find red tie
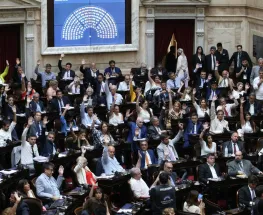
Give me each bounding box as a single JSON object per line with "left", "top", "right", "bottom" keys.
{"left": 233, "top": 143, "right": 237, "bottom": 154}
{"left": 224, "top": 108, "right": 228, "bottom": 117}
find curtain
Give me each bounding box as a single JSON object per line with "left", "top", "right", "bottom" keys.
{"left": 155, "top": 19, "right": 195, "bottom": 77}
{"left": 0, "top": 25, "right": 21, "bottom": 81}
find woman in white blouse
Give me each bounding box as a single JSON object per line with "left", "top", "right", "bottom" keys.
{"left": 230, "top": 82, "right": 250, "bottom": 100}
{"left": 136, "top": 92, "right": 153, "bottom": 122}
{"left": 192, "top": 88, "right": 210, "bottom": 118}
{"left": 176, "top": 48, "right": 190, "bottom": 88}
{"left": 183, "top": 190, "right": 205, "bottom": 215}
{"left": 68, "top": 77, "right": 81, "bottom": 94}
{"left": 199, "top": 123, "right": 217, "bottom": 156}
{"left": 109, "top": 99, "right": 123, "bottom": 125}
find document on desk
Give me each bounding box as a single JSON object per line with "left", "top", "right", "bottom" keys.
{"left": 208, "top": 178, "right": 220, "bottom": 181}
{"left": 96, "top": 175, "right": 114, "bottom": 179}
{"left": 62, "top": 106, "right": 74, "bottom": 110}
{"left": 0, "top": 179, "right": 3, "bottom": 183}
{"left": 16, "top": 113, "right": 26, "bottom": 117}
{"left": 0, "top": 169, "right": 18, "bottom": 174}
{"left": 33, "top": 156, "right": 49, "bottom": 162}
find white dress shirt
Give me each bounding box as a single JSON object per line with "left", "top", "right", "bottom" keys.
{"left": 80, "top": 103, "right": 101, "bottom": 127}
{"left": 0, "top": 122, "right": 16, "bottom": 147}
{"left": 210, "top": 118, "right": 229, "bottom": 134}
{"left": 62, "top": 70, "right": 73, "bottom": 80}
{"left": 249, "top": 103, "right": 255, "bottom": 116}
{"left": 211, "top": 55, "right": 216, "bottom": 70}
{"left": 253, "top": 77, "right": 263, "bottom": 100}
{"left": 216, "top": 103, "right": 236, "bottom": 117}
{"left": 231, "top": 142, "right": 240, "bottom": 154}
{"left": 193, "top": 102, "right": 210, "bottom": 118}
{"left": 208, "top": 163, "right": 218, "bottom": 178}
{"left": 166, "top": 79, "right": 178, "bottom": 89}
{"left": 249, "top": 186, "right": 256, "bottom": 201}
{"left": 118, "top": 81, "right": 135, "bottom": 91}
{"left": 200, "top": 141, "right": 216, "bottom": 156}
{"left": 130, "top": 177, "right": 150, "bottom": 198}
{"left": 218, "top": 78, "right": 229, "bottom": 88}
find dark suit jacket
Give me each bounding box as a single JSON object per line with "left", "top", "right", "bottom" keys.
{"left": 29, "top": 121, "right": 43, "bottom": 137}
{"left": 16, "top": 201, "right": 30, "bottom": 215}
{"left": 4, "top": 104, "right": 20, "bottom": 120}
{"left": 151, "top": 68, "right": 168, "bottom": 79}
{"left": 58, "top": 60, "right": 75, "bottom": 80}
{"left": 192, "top": 54, "right": 205, "bottom": 73}
{"left": 127, "top": 122, "right": 147, "bottom": 152}
{"left": 198, "top": 163, "right": 221, "bottom": 184}
{"left": 50, "top": 96, "right": 71, "bottom": 113}
{"left": 206, "top": 88, "right": 221, "bottom": 101}
{"left": 29, "top": 100, "right": 44, "bottom": 112}
{"left": 205, "top": 54, "right": 216, "bottom": 75}
{"left": 40, "top": 127, "right": 57, "bottom": 157}
{"left": 147, "top": 125, "right": 162, "bottom": 140}
{"left": 184, "top": 120, "right": 202, "bottom": 147}
{"left": 165, "top": 52, "right": 177, "bottom": 73}
{"left": 229, "top": 51, "right": 252, "bottom": 72}
{"left": 138, "top": 149, "right": 157, "bottom": 169}
{"left": 222, "top": 141, "right": 246, "bottom": 155}
{"left": 12, "top": 64, "right": 28, "bottom": 84}
{"left": 245, "top": 101, "right": 261, "bottom": 116}
{"left": 227, "top": 159, "right": 260, "bottom": 177}
{"left": 80, "top": 65, "right": 100, "bottom": 87}
{"left": 238, "top": 185, "right": 254, "bottom": 207}
{"left": 215, "top": 49, "right": 229, "bottom": 72}
{"left": 104, "top": 67, "right": 122, "bottom": 76}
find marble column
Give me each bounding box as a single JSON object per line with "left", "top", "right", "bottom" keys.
{"left": 196, "top": 7, "right": 205, "bottom": 49}
{"left": 145, "top": 7, "right": 155, "bottom": 68}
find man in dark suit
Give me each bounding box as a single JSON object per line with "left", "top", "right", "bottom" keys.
{"left": 104, "top": 60, "right": 122, "bottom": 85}
{"left": 29, "top": 112, "right": 44, "bottom": 138}
{"left": 29, "top": 93, "right": 44, "bottom": 112}
{"left": 80, "top": 60, "right": 100, "bottom": 88}
{"left": 12, "top": 58, "right": 28, "bottom": 85}
{"left": 165, "top": 46, "right": 177, "bottom": 73}
{"left": 183, "top": 113, "right": 202, "bottom": 148}
{"left": 199, "top": 153, "right": 221, "bottom": 184}
{"left": 253, "top": 185, "right": 263, "bottom": 215}
{"left": 58, "top": 54, "right": 75, "bottom": 81}
{"left": 235, "top": 57, "right": 252, "bottom": 84}
{"left": 151, "top": 63, "right": 168, "bottom": 80}
{"left": 215, "top": 42, "right": 229, "bottom": 73}
{"left": 50, "top": 90, "right": 71, "bottom": 114}
{"left": 245, "top": 93, "right": 261, "bottom": 116}
{"left": 206, "top": 80, "right": 221, "bottom": 101}
{"left": 238, "top": 175, "right": 259, "bottom": 207}
{"left": 227, "top": 151, "right": 262, "bottom": 177}
{"left": 222, "top": 132, "right": 246, "bottom": 156}
{"left": 148, "top": 116, "right": 166, "bottom": 140}
{"left": 136, "top": 140, "right": 157, "bottom": 169}
{"left": 205, "top": 46, "right": 217, "bottom": 76}
{"left": 229, "top": 45, "right": 253, "bottom": 74}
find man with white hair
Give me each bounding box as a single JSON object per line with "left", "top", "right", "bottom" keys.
{"left": 250, "top": 58, "right": 263, "bottom": 86}
{"left": 105, "top": 74, "right": 123, "bottom": 110}
{"left": 118, "top": 74, "right": 135, "bottom": 91}
{"left": 216, "top": 97, "right": 239, "bottom": 117}
{"left": 129, "top": 167, "right": 150, "bottom": 199}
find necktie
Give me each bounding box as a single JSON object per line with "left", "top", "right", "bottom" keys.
{"left": 237, "top": 53, "right": 241, "bottom": 67}
{"left": 168, "top": 146, "right": 176, "bottom": 161}
{"left": 192, "top": 124, "right": 196, "bottom": 134}
{"left": 145, "top": 151, "right": 150, "bottom": 166}
{"left": 239, "top": 162, "right": 243, "bottom": 171}
{"left": 251, "top": 190, "right": 256, "bottom": 200}
{"left": 223, "top": 79, "right": 226, "bottom": 87}
{"left": 36, "top": 123, "right": 40, "bottom": 136}
{"left": 59, "top": 100, "right": 63, "bottom": 112}
{"left": 112, "top": 95, "right": 114, "bottom": 103}
{"left": 233, "top": 143, "right": 237, "bottom": 154}
{"left": 224, "top": 108, "right": 228, "bottom": 117}
{"left": 31, "top": 145, "right": 35, "bottom": 157}
{"left": 211, "top": 91, "right": 215, "bottom": 99}
{"left": 173, "top": 80, "right": 176, "bottom": 88}
{"left": 67, "top": 71, "right": 70, "bottom": 78}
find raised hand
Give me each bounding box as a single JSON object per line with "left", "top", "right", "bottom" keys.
{"left": 37, "top": 60, "right": 41, "bottom": 66}
{"left": 135, "top": 127, "right": 140, "bottom": 137}
{"left": 27, "top": 117, "right": 34, "bottom": 127}
{"left": 105, "top": 73, "right": 110, "bottom": 80}
{"left": 26, "top": 96, "right": 32, "bottom": 104}
{"left": 126, "top": 109, "right": 132, "bottom": 118}
{"left": 81, "top": 146, "right": 87, "bottom": 155}
{"left": 138, "top": 150, "right": 142, "bottom": 159}
{"left": 12, "top": 105, "right": 17, "bottom": 113}
{"left": 180, "top": 81, "right": 184, "bottom": 87}
{"left": 83, "top": 95, "right": 88, "bottom": 102}
{"left": 196, "top": 64, "right": 199, "bottom": 69}
{"left": 245, "top": 83, "right": 250, "bottom": 90}
{"left": 212, "top": 95, "right": 217, "bottom": 101}
{"left": 21, "top": 72, "right": 25, "bottom": 78}
{"left": 43, "top": 116, "right": 49, "bottom": 125}
{"left": 178, "top": 123, "right": 184, "bottom": 130}
{"left": 60, "top": 53, "right": 65, "bottom": 58}
{"left": 129, "top": 74, "right": 133, "bottom": 80}
{"left": 240, "top": 97, "right": 245, "bottom": 104}
{"left": 58, "top": 165, "right": 64, "bottom": 176}
{"left": 14, "top": 192, "right": 22, "bottom": 203}
{"left": 81, "top": 59, "right": 85, "bottom": 65}
{"left": 182, "top": 103, "right": 187, "bottom": 110}
{"left": 203, "top": 122, "right": 209, "bottom": 130}
{"left": 4, "top": 85, "right": 10, "bottom": 92}
{"left": 65, "top": 104, "right": 70, "bottom": 110}
{"left": 6, "top": 60, "right": 9, "bottom": 66}
{"left": 16, "top": 58, "right": 20, "bottom": 65}
{"left": 193, "top": 88, "right": 196, "bottom": 95}
{"left": 92, "top": 114, "right": 98, "bottom": 122}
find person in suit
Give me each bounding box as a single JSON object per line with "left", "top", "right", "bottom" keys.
{"left": 183, "top": 113, "right": 202, "bottom": 148}
{"left": 36, "top": 162, "right": 64, "bottom": 202}
{"left": 29, "top": 93, "right": 44, "bottom": 112}
{"left": 58, "top": 53, "right": 75, "bottom": 81}
{"left": 250, "top": 58, "right": 263, "bottom": 86}
{"left": 151, "top": 63, "right": 168, "bottom": 80}
{"left": 215, "top": 42, "right": 229, "bottom": 73}
{"left": 80, "top": 60, "right": 100, "bottom": 88}
{"left": 28, "top": 112, "right": 43, "bottom": 138}
{"left": 235, "top": 57, "right": 252, "bottom": 84}
{"left": 206, "top": 80, "right": 221, "bottom": 101}
{"left": 245, "top": 93, "right": 261, "bottom": 116}
{"left": 229, "top": 45, "right": 252, "bottom": 74}
{"left": 126, "top": 116, "right": 147, "bottom": 152}
{"left": 104, "top": 60, "right": 122, "bottom": 85}
{"left": 118, "top": 74, "right": 135, "bottom": 91}
{"left": 238, "top": 175, "right": 259, "bottom": 207}
{"left": 192, "top": 46, "right": 206, "bottom": 82}
{"left": 136, "top": 140, "right": 157, "bottom": 169}
{"left": 205, "top": 46, "right": 217, "bottom": 77}
{"left": 147, "top": 116, "right": 166, "bottom": 140}
{"left": 134, "top": 63, "right": 148, "bottom": 76}
{"left": 156, "top": 123, "right": 184, "bottom": 164}
{"left": 50, "top": 90, "right": 71, "bottom": 114}
{"left": 227, "top": 151, "right": 263, "bottom": 177}
{"left": 12, "top": 58, "right": 28, "bottom": 85}
{"left": 198, "top": 153, "right": 221, "bottom": 184}
{"left": 222, "top": 132, "right": 246, "bottom": 156}
{"left": 253, "top": 185, "right": 263, "bottom": 215}
{"left": 165, "top": 46, "right": 177, "bottom": 73}
{"left": 93, "top": 73, "right": 107, "bottom": 106}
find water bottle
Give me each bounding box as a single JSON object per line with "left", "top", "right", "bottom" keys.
{"left": 224, "top": 147, "right": 228, "bottom": 157}
{"left": 121, "top": 155, "right": 125, "bottom": 164}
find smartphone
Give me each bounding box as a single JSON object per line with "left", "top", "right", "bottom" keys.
{"left": 198, "top": 194, "right": 203, "bottom": 200}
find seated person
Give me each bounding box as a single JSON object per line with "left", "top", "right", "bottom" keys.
{"left": 17, "top": 179, "right": 37, "bottom": 198}
{"left": 29, "top": 93, "right": 44, "bottom": 112}
{"left": 67, "top": 77, "right": 81, "bottom": 94}
{"left": 58, "top": 53, "right": 75, "bottom": 81}
{"left": 21, "top": 79, "right": 36, "bottom": 101}
{"left": 148, "top": 116, "right": 167, "bottom": 140}
{"left": 129, "top": 74, "right": 143, "bottom": 102}
{"left": 183, "top": 190, "right": 205, "bottom": 215}
{"left": 50, "top": 90, "right": 71, "bottom": 114}
{"left": 183, "top": 113, "right": 202, "bottom": 148}
{"left": 28, "top": 112, "right": 44, "bottom": 138}
{"left": 35, "top": 60, "right": 56, "bottom": 88}
{"left": 136, "top": 94, "right": 153, "bottom": 122}
{"left": 85, "top": 87, "right": 97, "bottom": 107}
{"left": 150, "top": 172, "right": 176, "bottom": 215}
{"left": 230, "top": 82, "right": 249, "bottom": 100}
{"left": 101, "top": 145, "right": 124, "bottom": 175}
{"left": 118, "top": 74, "right": 134, "bottom": 91}
{"left": 2, "top": 191, "right": 29, "bottom": 215}
{"left": 177, "top": 82, "right": 193, "bottom": 101}
{"left": 245, "top": 93, "right": 261, "bottom": 116}
{"left": 82, "top": 185, "right": 110, "bottom": 215}
{"left": 36, "top": 163, "right": 64, "bottom": 201}
{"left": 91, "top": 121, "right": 116, "bottom": 149}
{"left": 136, "top": 140, "right": 157, "bottom": 169}
{"left": 156, "top": 123, "right": 184, "bottom": 164}
{"left": 238, "top": 175, "right": 259, "bottom": 208}
{"left": 210, "top": 96, "right": 229, "bottom": 134}
{"left": 192, "top": 89, "right": 210, "bottom": 118}
{"left": 80, "top": 95, "right": 101, "bottom": 127}
{"left": 60, "top": 104, "right": 78, "bottom": 136}
{"left": 0, "top": 106, "right": 17, "bottom": 147}
{"left": 93, "top": 73, "right": 107, "bottom": 106}
{"left": 104, "top": 60, "right": 122, "bottom": 78}
{"left": 198, "top": 153, "right": 221, "bottom": 184}
{"left": 216, "top": 97, "right": 239, "bottom": 117}
{"left": 74, "top": 149, "right": 97, "bottom": 186}
{"left": 206, "top": 80, "right": 220, "bottom": 101}
{"left": 166, "top": 72, "right": 178, "bottom": 89}
{"left": 71, "top": 130, "right": 90, "bottom": 149}
{"left": 222, "top": 132, "right": 246, "bottom": 156}
{"left": 151, "top": 63, "right": 168, "bottom": 78}
{"left": 199, "top": 123, "right": 217, "bottom": 156}
{"left": 129, "top": 167, "right": 150, "bottom": 199}
{"left": 21, "top": 117, "right": 39, "bottom": 170}
{"left": 253, "top": 185, "right": 263, "bottom": 214}
{"left": 80, "top": 60, "right": 99, "bottom": 88}
{"left": 126, "top": 116, "right": 147, "bottom": 152}
{"left": 227, "top": 151, "right": 263, "bottom": 177}
{"left": 109, "top": 101, "right": 123, "bottom": 125}
{"left": 105, "top": 74, "right": 123, "bottom": 110}
{"left": 215, "top": 68, "right": 234, "bottom": 89}
{"left": 46, "top": 80, "right": 58, "bottom": 101}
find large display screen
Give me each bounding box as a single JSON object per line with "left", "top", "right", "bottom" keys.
{"left": 54, "top": 0, "right": 126, "bottom": 47}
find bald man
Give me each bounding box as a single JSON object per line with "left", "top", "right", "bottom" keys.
{"left": 101, "top": 145, "right": 124, "bottom": 175}
{"left": 227, "top": 151, "right": 262, "bottom": 177}
{"left": 222, "top": 132, "right": 246, "bottom": 156}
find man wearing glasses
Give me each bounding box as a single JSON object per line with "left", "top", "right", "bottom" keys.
{"left": 36, "top": 162, "right": 64, "bottom": 202}
{"left": 136, "top": 140, "right": 157, "bottom": 169}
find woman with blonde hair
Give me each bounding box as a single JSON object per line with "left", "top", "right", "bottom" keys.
{"left": 176, "top": 48, "right": 189, "bottom": 88}
{"left": 162, "top": 208, "right": 175, "bottom": 215}
{"left": 46, "top": 80, "right": 58, "bottom": 100}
